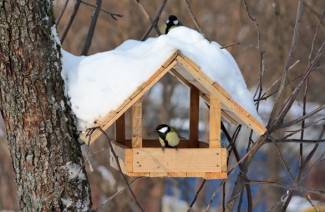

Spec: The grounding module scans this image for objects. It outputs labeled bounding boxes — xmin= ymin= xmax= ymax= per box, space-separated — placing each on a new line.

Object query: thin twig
xmin=80 ymin=0 xmax=122 ymax=20
xmin=98 ymin=128 xmax=144 ymax=212
xmin=268 ymin=0 xmax=304 ymax=128
xmin=81 ymin=0 xmax=102 ymax=55
xmin=141 ymin=0 xmax=168 ymax=40
xmin=96 ymin=177 xmax=145 ymax=210
xmin=220 ymin=42 xmax=241 ymax=49
xmin=277 ymin=139 xmax=325 ymax=143
xmin=56 ymin=0 xmax=70 ymax=25
xmin=184 ymin=0 xmax=203 ymax=33
xmin=61 ymin=0 xmax=81 ymax=43
xmin=188 ymin=179 xmax=206 ymax=211
xmin=274 ymin=41 xmax=325 ymax=129
xmin=134 ymin=0 xmax=161 ymax=35
xmin=278 ymin=104 xmax=325 ymax=129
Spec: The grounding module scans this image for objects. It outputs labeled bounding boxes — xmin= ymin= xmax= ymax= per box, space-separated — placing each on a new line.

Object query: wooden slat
xmin=204 ymin=172 xmax=227 ymax=179
xmin=115 ymin=114 xmax=125 ymax=144
xmin=132 ymin=100 xmax=142 ymax=148
xmin=209 ymin=96 xmax=221 ymax=148
xmin=220 ymin=148 xmax=228 ymax=172
xmin=176 ymin=54 xmax=266 ymax=135
xmin=86 ymin=51 xmax=179 ymax=143
xmin=132 ymin=148 xmax=223 ymax=173
xmin=126 ymin=172 xmax=150 ymax=177
xmin=124 ymin=171 xmax=227 ymax=179
xmin=189 ymin=86 xmax=200 ymax=147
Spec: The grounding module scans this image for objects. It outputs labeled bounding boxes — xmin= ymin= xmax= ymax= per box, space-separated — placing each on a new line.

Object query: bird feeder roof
xmin=85 ymin=50 xmax=266 ymax=143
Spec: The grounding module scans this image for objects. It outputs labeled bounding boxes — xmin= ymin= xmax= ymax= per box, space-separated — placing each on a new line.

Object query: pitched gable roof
xmin=86 ymin=50 xmax=266 ymax=143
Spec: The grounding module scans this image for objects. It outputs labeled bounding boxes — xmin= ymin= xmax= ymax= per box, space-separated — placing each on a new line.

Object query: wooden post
xmin=116 ymin=114 xmax=125 ymax=144
xmin=209 ymin=95 xmax=221 ymax=148
xmin=189 ymin=85 xmax=200 ymax=147
xmin=132 ymin=100 xmax=142 ymax=148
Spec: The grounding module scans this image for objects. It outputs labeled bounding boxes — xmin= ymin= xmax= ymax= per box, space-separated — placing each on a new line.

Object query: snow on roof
xmin=62 ymin=26 xmax=263 ymax=130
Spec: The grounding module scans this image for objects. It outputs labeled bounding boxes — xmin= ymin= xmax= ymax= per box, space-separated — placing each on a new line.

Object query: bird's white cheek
xmin=173 ymin=20 xmax=179 ymax=25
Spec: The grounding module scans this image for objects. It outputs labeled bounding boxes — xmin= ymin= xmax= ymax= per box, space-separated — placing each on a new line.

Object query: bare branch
xmin=61 ymin=0 xmax=81 ymax=43
xmin=80 ymin=0 xmax=123 ymax=20
xmin=269 ymin=41 xmax=325 ymax=132
xmin=184 ymin=0 xmax=203 ymax=34
xmin=268 ymin=0 xmax=304 ymax=128
xmin=97 ymin=128 xmax=144 ymax=212
xmin=188 ymin=179 xmax=206 ymax=211
xmin=278 ymin=104 xmax=325 ymax=129
xmin=141 ymin=0 xmax=168 ymax=40
xmin=220 ymin=42 xmax=241 ymax=49
xmin=56 ymin=0 xmax=70 ymax=25
xmin=81 ymin=0 xmax=102 ymax=55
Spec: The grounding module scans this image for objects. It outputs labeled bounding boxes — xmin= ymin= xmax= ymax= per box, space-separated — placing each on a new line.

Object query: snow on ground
xmin=62 ymin=26 xmax=263 ymax=130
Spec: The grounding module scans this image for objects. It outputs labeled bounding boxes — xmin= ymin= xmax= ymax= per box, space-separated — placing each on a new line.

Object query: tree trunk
xmin=0 ymin=1 xmax=92 ymax=211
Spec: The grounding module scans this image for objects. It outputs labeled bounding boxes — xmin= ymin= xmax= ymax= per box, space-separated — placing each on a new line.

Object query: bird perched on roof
xmin=155 ymin=124 xmax=180 ymax=149
xmin=165 ymin=15 xmax=182 ymax=34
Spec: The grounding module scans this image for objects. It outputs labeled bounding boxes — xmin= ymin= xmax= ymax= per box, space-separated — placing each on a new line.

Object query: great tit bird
xmin=165 ymin=15 xmax=182 ymax=34
xmin=155 ymin=124 xmax=180 ymax=149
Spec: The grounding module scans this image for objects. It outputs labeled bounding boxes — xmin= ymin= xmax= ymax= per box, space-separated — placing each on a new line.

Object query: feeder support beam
xmin=116 ymin=114 xmax=125 ymax=144
xmin=189 ymin=85 xmax=200 ymax=147
xmin=132 ymin=100 xmax=142 ymax=147
xmin=209 ymin=95 xmax=221 ymax=148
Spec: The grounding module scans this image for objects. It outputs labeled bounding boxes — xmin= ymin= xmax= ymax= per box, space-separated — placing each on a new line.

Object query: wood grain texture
xmin=109 ymin=140 xmax=228 ymax=179
xmin=132 ymin=148 xmax=224 ymax=173
xmin=189 ymin=86 xmax=200 ymax=147
xmin=132 ymin=100 xmax=142 ymax=148
xmin=116 ymin=114 xmax=125 ymax=144
xmin=209 ymin=96 xmax=221 ymax=148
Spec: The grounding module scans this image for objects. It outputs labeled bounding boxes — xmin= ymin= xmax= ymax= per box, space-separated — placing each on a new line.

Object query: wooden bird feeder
xmin=84 ymin=50 xmax=266 ymax=179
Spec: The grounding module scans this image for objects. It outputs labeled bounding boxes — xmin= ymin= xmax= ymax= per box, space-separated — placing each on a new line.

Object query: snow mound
xmin=62 ymin=26 xmax=263 ymax=130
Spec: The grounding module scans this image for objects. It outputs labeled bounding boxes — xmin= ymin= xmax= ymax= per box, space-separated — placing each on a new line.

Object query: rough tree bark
xmin=0 ymin=1 xmax=92 ymax=210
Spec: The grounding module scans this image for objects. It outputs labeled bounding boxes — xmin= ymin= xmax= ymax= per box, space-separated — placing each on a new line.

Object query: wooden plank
xmin=189 ymin=85 xmax=200 ymax=147
xmin=132 ymin=148 xmax=223 ymax=173
xmin=176 ymin=54 xmax=266 ymax=136
xmin=149 ymin=172 xmax=166 ymax=177
xmin=119 ymin=171 xmax=227 ymax=179
xmin=204 ymin=172 xmax=227 ymax=179
xmin=126 ymin=172 xmax=150 ymax=177
xmin=115 ymin=114 xmax=125 ymax=144
xmin=220 ymin=148 xmax=228 ymax=172
xmin=209 ymin=96 xmax=221 ymax=148
xmin=125 ymin=149 xmax=133 ymax=172
xmin=167 ymin=172 xmax=188 ymax=177
xmin=87 ymin=51 xmax=179 ymax=143
xmin=132 ymin=100 xmax=142 ymax=148
xmin=186 ymin=172 xmax=206 ymax=178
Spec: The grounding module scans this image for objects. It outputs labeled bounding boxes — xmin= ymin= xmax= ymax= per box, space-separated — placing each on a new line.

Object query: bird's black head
xmin=155 ymin=124 xmax=171 ymax=137
xmin=165 ymin=15 xmax=181 ymax=34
